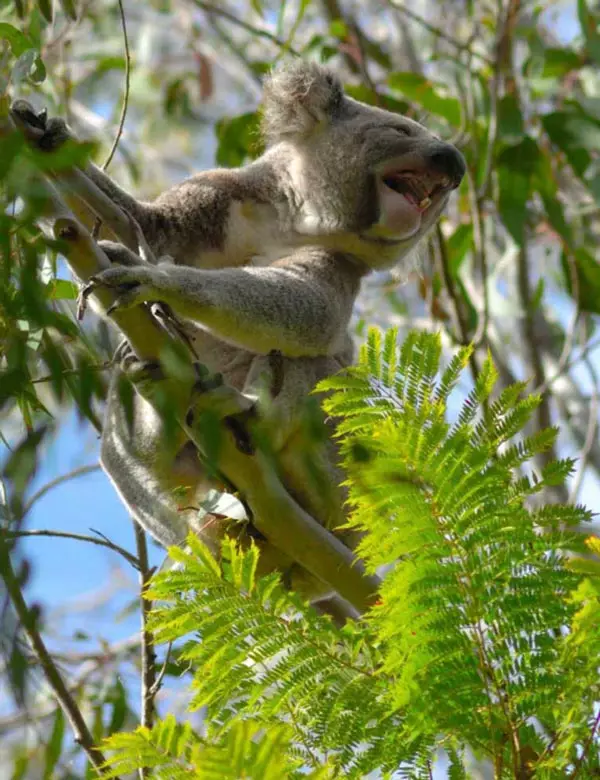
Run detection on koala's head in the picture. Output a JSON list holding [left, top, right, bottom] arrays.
[[262, 61, 465, 269]]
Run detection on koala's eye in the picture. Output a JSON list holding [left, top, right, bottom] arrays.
[[392, 125, 413, 137]]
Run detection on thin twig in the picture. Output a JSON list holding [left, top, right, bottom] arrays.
[[0, 540, 116, 777], [133, 522, 157, 738], [476, 1, 504, 202], [541, 248, 581, 392], [31, 363, 111, 385], [516, 244, 566, 500], [148, 642, 171, 697], [101, 0, 131, 172], [536, 335, 600, 395], [472, 0, 506, 346], [468, 165, 489, 348], [434, 224, 481, 386], [570, 708, 600, 779], [22, 465, 101, 516], [92, 0, 131, 240], [193, 1, 299, 55], [569, 350, 599, 504], [3, 529, 139, 569], [386, 0, 494, 65]]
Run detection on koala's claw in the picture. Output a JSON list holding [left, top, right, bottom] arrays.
[[80, 266, 165, 318], [10, 100, 47, 137]]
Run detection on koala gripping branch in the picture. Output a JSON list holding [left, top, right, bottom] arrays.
[[4, 114, 378, 614]]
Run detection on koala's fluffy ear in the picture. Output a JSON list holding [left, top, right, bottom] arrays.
[[261, 60, 343, 143]]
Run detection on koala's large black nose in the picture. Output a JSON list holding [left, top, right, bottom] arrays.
[[427, 143, 466, 187]]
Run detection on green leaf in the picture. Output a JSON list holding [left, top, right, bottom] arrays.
[[43, 708, 65, 780], [578, 0, 600, 65], [12, 48, 46, 84], [37, 0, 53, 22], [497, 136, 539, 245], [46, 279, 78, 300], [542, 111, 597, 178], [0, 22, 32, 55], [497, 93, 524, 142], [540, 47, 583, 78], [561, 248, 600, 314], [329, 19, 348, 39], [446, 223, 473, 277], [107, 679, 128, 735], [215, 112, 262, 167], [388, 72, 462, 126], [534, 147, 573, 243], [58, 0, 77, 20]]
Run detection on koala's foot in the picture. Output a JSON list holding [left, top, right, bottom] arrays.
[[10, 100, 71, 151], [80, 265, 169, 315]]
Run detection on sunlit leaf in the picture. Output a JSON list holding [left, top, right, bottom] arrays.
[[497, 136, 539, 245], [542, 110, 597, 178], [561, 248, 600, 314], [388, 72, 462, 126], [43, 709, 65, 780]]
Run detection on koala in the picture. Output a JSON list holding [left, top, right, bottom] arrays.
[[11, 61, 465, 602]]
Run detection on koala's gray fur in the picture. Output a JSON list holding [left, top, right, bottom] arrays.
[[14, 60, 465, 601]]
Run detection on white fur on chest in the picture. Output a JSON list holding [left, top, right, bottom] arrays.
[[225, 200, 292, 268]]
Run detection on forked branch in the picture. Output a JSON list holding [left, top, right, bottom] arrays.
[[4, 111, 379, 614]]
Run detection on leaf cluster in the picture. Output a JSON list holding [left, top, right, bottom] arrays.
[[103, 329, 599, 778]]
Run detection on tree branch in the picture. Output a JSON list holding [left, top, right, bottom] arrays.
[[3, 529, 139, 569], [23, 464, 102, 515]]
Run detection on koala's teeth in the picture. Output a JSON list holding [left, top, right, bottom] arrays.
[[419, 196, 432, 209]]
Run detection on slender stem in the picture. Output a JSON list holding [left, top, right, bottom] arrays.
[[569, 348, 599, 504], [516, 244, 565, 498], [192, 1, 299, 55], [537, 336, 600, 395], [4, 529, 139, 569], [23, 464, 101, 515], [386, 0, 494, 64], [570, 708, 600, 779], [101, 0, 131, 172], [0, 539, 115, 777], [133, 522, 157, 733], [434, 224, 481, 385]]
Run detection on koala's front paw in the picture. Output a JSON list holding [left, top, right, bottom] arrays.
[[82, 265, 168, 315], [10, 100, 72, 151]]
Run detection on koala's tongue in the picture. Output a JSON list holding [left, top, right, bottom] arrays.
[[377, 180, 424, 238]]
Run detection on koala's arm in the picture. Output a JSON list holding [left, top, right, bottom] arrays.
[[83, 162, 241, 261], [93, 246, 364, 357]]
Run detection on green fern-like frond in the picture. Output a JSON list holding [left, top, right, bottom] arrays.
[[102, 715, 333, 779], [104, 327, 597, 779], [145, 535, 420, 776], [319, 328, 595, 774]]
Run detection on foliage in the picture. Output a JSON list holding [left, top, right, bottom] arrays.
[[1, 0, 600, 778], [101, 330, 599, 778]]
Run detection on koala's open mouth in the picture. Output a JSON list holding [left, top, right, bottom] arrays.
[[382, 171, 452, 212]]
